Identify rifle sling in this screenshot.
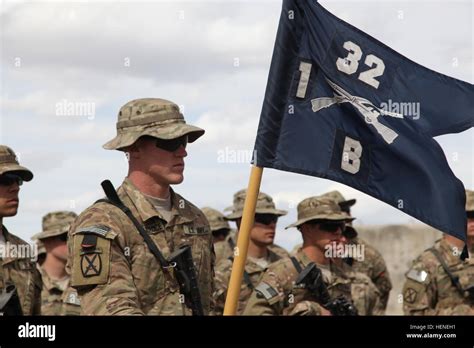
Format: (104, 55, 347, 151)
(97, 180, 169, 270)
(428, 248, 464, 295)
(290, 256, 302, 273)
(228, 256, 254, 290)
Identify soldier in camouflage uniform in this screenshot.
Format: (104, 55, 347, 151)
(201, 207, 233, 244)
(214, 190, 289, 265)
(402, 189, 474, 315)
(32, 211, 81, 315)
(213, 190, 287, 315)
(0, 145, 41, 315)
(320, 190, 392, 311)
(67, 98, 214, 315)
(243, 196, 381, 316)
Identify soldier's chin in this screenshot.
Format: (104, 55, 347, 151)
(0, 207, 19, 217)
(168, 173, 184, 185)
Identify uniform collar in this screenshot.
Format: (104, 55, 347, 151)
(119, 178, 194, 226)
(245, 249, 280, 274)
(294, 247, 343, 274)
(439, 238, 466, 265)
(37, 264, 69, 292)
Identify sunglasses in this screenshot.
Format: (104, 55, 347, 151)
(307, 220, 345, 233)
(467, 211, 474, 219)
(58, 233, 68, 242)
(254, 214, 278, 225)
(319, 222, 346, 233)
(0, 173, 23, 187)
(155, 135, 188, 152)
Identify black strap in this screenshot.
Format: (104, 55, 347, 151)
(227, 237, 236, 251)
(98, 180, 169, 269)
(428, 248, 464, 295)
(290, 256, 302, 274)
(228, 256, 254, 290)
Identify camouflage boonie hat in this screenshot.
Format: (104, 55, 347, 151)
(285, 196, 354, 229)
(201, 207, 230, 232)
(320, 190, 358, 237)
(32, 211, 78, 240)
(103, 98, 205, 151)
(320, 190, 356, 208)
(0, 145, 33, 181)
(466, 190, 474, 212)
(225, 189, 287, 221)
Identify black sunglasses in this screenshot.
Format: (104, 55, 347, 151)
(319, 222, 346, 233)
(254, 214, 278, 225)
(58, 233, 68, 242)
(467, 211, 474, 219)
(0, 173, 23, 187)
(155, 135, 188, 152)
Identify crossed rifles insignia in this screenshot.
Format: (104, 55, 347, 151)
(81, 253, 102, 277)
(311, 78, 404, 145)
(404, 287, 418, 304)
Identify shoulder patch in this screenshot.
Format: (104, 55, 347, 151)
(255, 282, 279, 301)
(406, 268, 429, 283)
(76, 225, 111, 237)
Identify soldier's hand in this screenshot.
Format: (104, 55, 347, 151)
(320, 307, 332, 316)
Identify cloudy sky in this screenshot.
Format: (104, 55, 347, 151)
(0, 0, 472, 250)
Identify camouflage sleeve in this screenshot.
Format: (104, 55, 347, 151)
(67, 205, 144, 315)
(288, 300, 324, 316)
(402, 257, 437, 315)
(367, 246, 392, 310)
(208, 237, 217, 315)
(212, 259, 232, 316)
(242, 270, 285, 316)
(32, 267, 42, 315)
(350, 273, 383, 316)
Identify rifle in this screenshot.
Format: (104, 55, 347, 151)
(0, 284, 23, 316)
(168, 245, 204, 316)
(295, 262, 358, 316)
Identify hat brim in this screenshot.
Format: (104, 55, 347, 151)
(339, 199, 356, 208)
(0, 164, 33, 182)
(103, 123, 205, 150)
(285, 214, 355, 229)
(32, 228, 69, 241)
(225, 208, 288, 221)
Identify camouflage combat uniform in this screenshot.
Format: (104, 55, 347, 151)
(243, 248, 381, 316)
(37, 266, 81, 315)
(0, 145, 41, 315)
(402, 238, 474, 315)
(32, 211, 81, 315)
(218, 189, 289, 264)
(402, 190, 474, 315)
(1, 227, 42, 315)
(67, 98, 214, 315)
(244, 196, 381, 315)
(213, 248, 281, 315)
(320, 190, 392, 310)
(348, 237, 392, 309)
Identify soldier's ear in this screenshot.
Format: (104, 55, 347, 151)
(125, 142, 141, 159)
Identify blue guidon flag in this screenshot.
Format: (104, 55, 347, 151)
(252, 0, 474, 255)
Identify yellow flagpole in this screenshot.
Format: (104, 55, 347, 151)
(223, 165, 263, 315)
